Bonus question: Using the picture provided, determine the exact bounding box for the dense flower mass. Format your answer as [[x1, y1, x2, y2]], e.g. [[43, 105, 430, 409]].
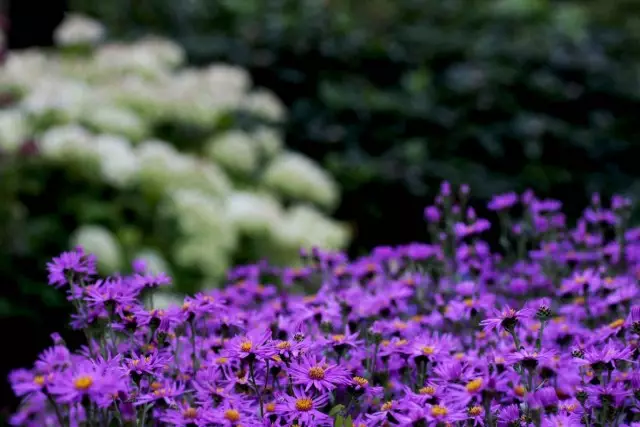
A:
[[9, 183, 640, 426]]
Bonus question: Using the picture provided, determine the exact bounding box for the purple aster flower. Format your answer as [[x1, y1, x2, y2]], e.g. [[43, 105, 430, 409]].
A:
[[135, 381, 186, 406], [573, 342, 633, 371], [47, 360, 117, 408], [488, 192, 518, 211], [160, 402, 213, 426], [480, 306, 532, 333], [497, 404, 521, 427], [226, 328, 276, 361], [124, 350, 167, 376], [275, 387, 332, 426], [46, 247, 96, 288], [506, 348, 555, 370], [288, 354, 351, 392], [9, 369, 53, 397]]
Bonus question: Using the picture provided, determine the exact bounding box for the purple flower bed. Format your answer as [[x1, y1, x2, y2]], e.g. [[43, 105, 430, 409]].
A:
[[8, 183, 640, 426]]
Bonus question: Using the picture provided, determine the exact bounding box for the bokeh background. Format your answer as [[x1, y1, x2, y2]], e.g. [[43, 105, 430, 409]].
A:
[[3, 0, 640, 419]]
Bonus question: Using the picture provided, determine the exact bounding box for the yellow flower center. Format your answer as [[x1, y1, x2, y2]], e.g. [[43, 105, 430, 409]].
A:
[[240, 341, 253, 352], [431, 405, 449, 417], [609, 319, 625, 329], [411, 315, 423, 322], [216, 357, 228, 364], [277, 341, 291, 350], [476, 331, 486, 339], [308, 366, 326, 380], [381, 340, 391, 347], [454, 352, 465, 360], [381, 401, 394, 411], [153, 388, 167, 397], [353, 376, 369, 387], [295, 398, 313, 411], [419, 386, 436, 395], [266, 402, 276, 412], [332, 334, 346, 342], [73, 375, 93, 391], [150, 382, 163, 390], [468, 406, 483, 416], [394, 321, 407, 330], [495, 356, 505, 364], [463, 298, 474, 307], [422, 346, 435, 355], [465, 378, 483, 393], [224, 409, 240, 422], [33, 375, 45, 386], [394, 339, 408, 347], [183, 407, 198, 419], [514, 385, 526, 397], [181, 302, 191, 311], [574, 297, 585, 305], [574, 275, 586, 285]]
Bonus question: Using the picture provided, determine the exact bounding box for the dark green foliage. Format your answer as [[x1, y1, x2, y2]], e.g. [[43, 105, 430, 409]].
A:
[[69, 0, 640, 254]]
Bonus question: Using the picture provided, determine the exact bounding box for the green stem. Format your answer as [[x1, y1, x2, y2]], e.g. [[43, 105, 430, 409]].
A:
[[190, 320, 199, 372], [45, 392, 67, 427], [249, 360, 264, 418]]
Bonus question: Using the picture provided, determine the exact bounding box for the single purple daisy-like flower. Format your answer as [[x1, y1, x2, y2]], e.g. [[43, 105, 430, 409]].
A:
[[135, 381, 186, 407], [506, 348, 555, 370], [160, 402, 213, 426], [46, 247, 96, 288], [480, 306, 532, 333], [47, 360, 116, 408], [497, 404, 521, 427], [288, 354, 351, 392], [275, 387, 332, 426], [488, 192, 518, 211], [226, 328, 276, 361]]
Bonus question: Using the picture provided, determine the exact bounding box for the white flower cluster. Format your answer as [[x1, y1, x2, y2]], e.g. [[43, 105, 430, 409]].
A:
[[0, 14, 350, 286]]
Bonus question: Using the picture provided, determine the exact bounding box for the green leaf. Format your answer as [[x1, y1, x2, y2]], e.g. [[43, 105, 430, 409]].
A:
[[329, 404, 345, 418], [345, 415, 354, 427], [334, 415, 344, 427]]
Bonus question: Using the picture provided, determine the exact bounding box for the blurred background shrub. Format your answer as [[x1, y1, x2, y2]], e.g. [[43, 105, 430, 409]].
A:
[[0, 15, 350, 348], [67, 0, 640, 252]]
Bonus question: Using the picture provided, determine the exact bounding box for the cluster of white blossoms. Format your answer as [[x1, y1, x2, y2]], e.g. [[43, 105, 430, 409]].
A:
[[0, 14, 350, 287]]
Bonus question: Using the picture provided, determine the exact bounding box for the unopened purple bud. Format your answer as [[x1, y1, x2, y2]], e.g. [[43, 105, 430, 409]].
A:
[[460, 184, 470, 195], [424, 206, 440, 222], [132, 258, 147, 274], [467, 207, 476, 220], [440, 181, 452, 196], [452, 205, 461, 215], [522, 189, 535, 205]]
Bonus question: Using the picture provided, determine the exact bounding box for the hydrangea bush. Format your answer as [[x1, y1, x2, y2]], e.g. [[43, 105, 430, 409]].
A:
[[0, 14, 349, 296], [9, 183, 640, 426]]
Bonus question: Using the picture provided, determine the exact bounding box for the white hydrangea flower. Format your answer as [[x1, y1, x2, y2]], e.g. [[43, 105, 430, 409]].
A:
[[201, 64, 251, 99], [0, 50, 49, 90], [54, 13, 106, 47], [164, 189, 237, 251], [205, 131, 258, 175], [93, 134, 139, 188], [149, 291, 183, 310], [270, 204, 350, 251], [0, 109, 29, 153], [134, 248, 171, 276], [71, 225, 122, 273], [146, 289, 184, 310], [21, 77, 93, 122], [137, 139, 231, 196], [134, 36, 186, 69], [38, 124, 98, 164], [263, 151, 339, 210], [226, 191, 283, 235], [173, 237, 231, 279], [242, 88, 287, 122], [81, 105, 147, 141], [253, 127, 283, 159]]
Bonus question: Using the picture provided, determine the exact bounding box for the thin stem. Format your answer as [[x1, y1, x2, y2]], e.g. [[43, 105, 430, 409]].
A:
[[190, 320, 199, 372], [45, 392, 66, 427], [249, 360, 264, 418]]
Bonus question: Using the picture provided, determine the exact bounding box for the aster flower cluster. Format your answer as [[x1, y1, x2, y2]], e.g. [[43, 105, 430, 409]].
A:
[[9, 183, 640, 427]]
